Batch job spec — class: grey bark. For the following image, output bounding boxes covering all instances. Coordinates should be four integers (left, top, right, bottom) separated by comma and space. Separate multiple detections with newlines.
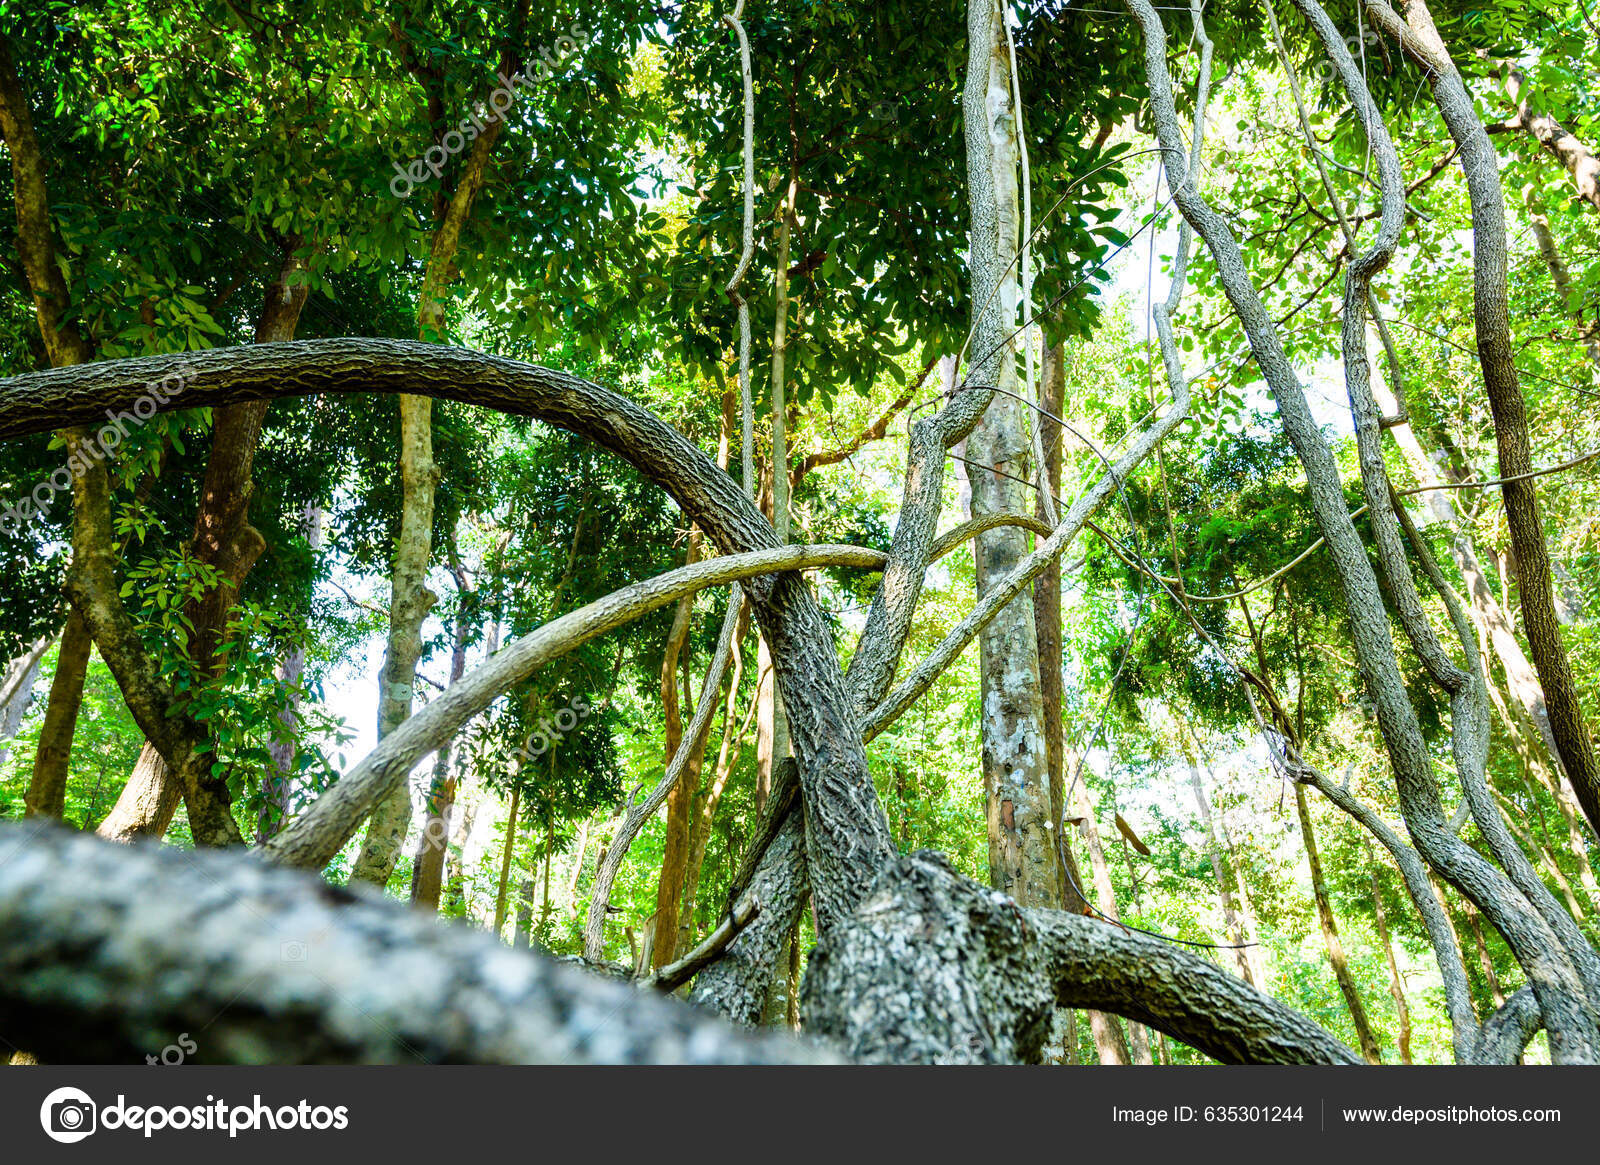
803, 851, 1360, 1065
0, 823, 835, 1064
1126, 0, 1599, 1061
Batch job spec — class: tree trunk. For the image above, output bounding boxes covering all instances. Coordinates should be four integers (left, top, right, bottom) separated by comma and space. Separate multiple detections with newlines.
1294, 783, 1382, 1063
442, 791, 479, 917
0, 631, 51, 768
761, 169, 797, 779
491, 785, 521, 940
99, 244, 309, 840
410, 551, 472, 910
1372, 1, 1600, 840
352, 79, 508, 887
260, 498, 326, 842
651, 532, 703, 970
1521, 183, 1600, 369
513, 876, 536, 949
0, 39, 96, 827
1500, 66, 1600, 214
1032, 342, 1091, 915
1180, 729, 1256, 985
1072, 763, 1134, 1065
1366, 839, 1413, 1064
965, 0, 1061, 913
23, 611, 90, 820
95, 745, 180, 843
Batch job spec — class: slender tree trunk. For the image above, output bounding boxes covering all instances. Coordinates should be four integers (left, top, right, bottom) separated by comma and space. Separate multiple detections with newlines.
491, 785, 521, 941
764, 167, 797, 773
1032, 341, 1091, 914
563, 814, 591, 915
1365, 839, 1413, 1064
965, 0, 1061, 912
1, 40, 96, 829
23, 611, 90, 820
650, 531, 702, 970
1372, 2, 1600, 839
1521, 183, 1600, 369
512, 876, 535, 949
260, 497, 326, 842
0, 631, 51, 768
1071, 760, 1133, 1065
1294, 783, 1382, 1063
410, 552, 472, 910
353, 59, 510, 885
1373, 370, 1596, 849
1500, 66, 1600, 215
442, 791, 478, 917
1179, 728, 1255, 985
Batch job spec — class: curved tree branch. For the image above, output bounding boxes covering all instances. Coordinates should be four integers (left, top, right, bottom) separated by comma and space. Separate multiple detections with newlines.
0, 339, 897, 933
0, 824, 834, 1064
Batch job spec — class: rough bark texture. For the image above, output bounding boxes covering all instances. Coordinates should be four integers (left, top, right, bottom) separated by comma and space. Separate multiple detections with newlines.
0, 339, 890, 927
1365, 0, 1600, 843
965, 0, 1061, 912
0, 823, 837, 1064
2, 340, 1361, 1062
1131, 0, 1598, 1061
802, 851, 1360, 1065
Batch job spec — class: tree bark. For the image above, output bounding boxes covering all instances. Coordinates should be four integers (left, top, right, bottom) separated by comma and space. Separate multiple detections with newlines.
803, 851, 1360, 1064
352, 39, 512, 886
410, 550, 472, 910
1132, 0, 1599, 1059
964, 0, 1061, 912
1366, 839, 1413, 1064
1499, 66, 1600, 215
491, 785, 522, 940
1294, 783, 1382, 1063
1032, 342, 1092, 914
95, 745, 181, 843
1365, 0, 1600, 842
0, 32, 96, 828
23, 612, 90, 820
99, 244, 309, 841
0, 823, 835, 1064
